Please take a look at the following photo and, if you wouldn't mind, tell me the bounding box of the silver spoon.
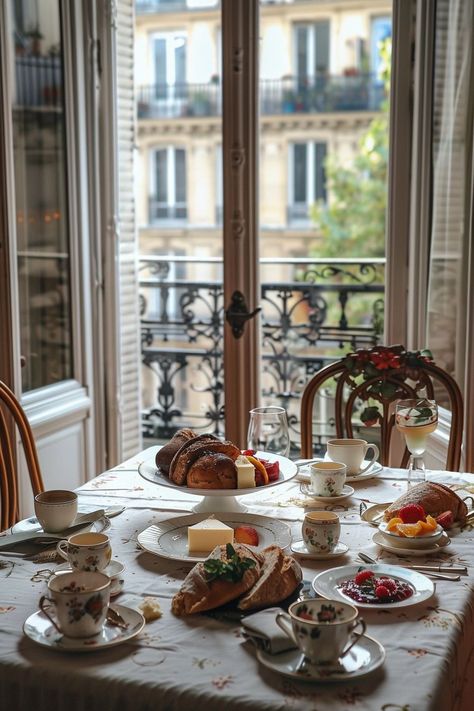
[357,552,460,581]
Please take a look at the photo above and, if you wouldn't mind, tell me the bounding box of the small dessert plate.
[55,559,125,579]
[256,635,385,682]
[291,540,349,560]
[372,530,451,557]
[23,604,144,652]
[300,483,355,503]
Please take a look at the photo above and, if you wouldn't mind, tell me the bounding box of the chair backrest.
[300,345,463,471]
[0,381,44,530]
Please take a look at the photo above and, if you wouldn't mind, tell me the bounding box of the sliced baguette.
[237,545,302,611]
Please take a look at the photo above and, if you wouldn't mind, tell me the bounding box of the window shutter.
[117,0,141,458]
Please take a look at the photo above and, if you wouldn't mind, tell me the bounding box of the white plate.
[379,520,443,543]
[256,635,385,682]
[372,530,451,557]
[23,604,144,652]
[12,511,110,536]
[137,512,291,563]
[291,540,349,560]
[312,563,434,609]
[55,559,125,579]
[138,450,297,497]
[298,461,383,484]
[300,483,355,503]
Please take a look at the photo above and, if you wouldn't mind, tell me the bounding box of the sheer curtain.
[425,0,473,402]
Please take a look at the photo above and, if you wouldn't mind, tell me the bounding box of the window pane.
[314,142,327,201]
[174,36,186,87]
[293,143,307,203]
[11,0,73,392]
[154,38,167,98]
[295,26,308,83]
[155,149,168,202]
[175,148,186,203]
[314,21,330,74]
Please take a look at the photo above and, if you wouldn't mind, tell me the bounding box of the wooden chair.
[0,381,44,530]
[300,345,463,471]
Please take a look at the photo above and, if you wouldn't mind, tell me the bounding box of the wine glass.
[395,399,438,486]
[247,406,290,457]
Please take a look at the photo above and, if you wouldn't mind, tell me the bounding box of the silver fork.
[357,552,460,581]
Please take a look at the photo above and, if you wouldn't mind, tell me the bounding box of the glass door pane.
[10,0,73,392]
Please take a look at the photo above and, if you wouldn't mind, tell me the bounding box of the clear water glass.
[247,406,290,457]
[395,398,438,486]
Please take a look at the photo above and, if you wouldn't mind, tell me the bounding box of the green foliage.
[311,39,391,258]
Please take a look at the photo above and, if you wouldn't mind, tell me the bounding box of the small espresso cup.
[39,571,110,638]
[302,511,340,554]
[57,532,112,573]
[310,461,347,496]
[276,599,366,665]
[327,438,380,476]
[34,490,78,533]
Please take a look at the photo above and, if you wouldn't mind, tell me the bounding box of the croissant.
[383,482,468,523]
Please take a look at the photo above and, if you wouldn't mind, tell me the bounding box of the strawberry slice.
[436,510,454,530]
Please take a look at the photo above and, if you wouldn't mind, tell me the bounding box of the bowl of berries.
[379,504,444,547]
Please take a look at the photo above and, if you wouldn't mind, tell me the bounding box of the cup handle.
[340,617,366,658]
[275,612,297,646]
[56,540,68,561]
[39,595,62,634]
[360,444,380,473]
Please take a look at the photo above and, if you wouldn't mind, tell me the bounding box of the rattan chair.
[300,345,463,471]
[0,381,44,530]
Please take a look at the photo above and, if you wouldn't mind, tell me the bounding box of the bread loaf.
[187,453,237,489]
[170,438,240,486]
[155,428,196,475]
[237,545,302,611]
[383,481,468,523]
[168,434,219,485]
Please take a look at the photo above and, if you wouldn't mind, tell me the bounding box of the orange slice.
[246,455,269,485]
[396,522,423,537]
[386,517,403,531]
[419,515,437,533]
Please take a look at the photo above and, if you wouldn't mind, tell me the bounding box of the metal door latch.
[225,290,261,339]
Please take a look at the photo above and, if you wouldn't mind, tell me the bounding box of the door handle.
[225,290,261,339]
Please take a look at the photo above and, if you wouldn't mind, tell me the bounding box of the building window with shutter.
[149,147,187,223]
[288,141,327,224]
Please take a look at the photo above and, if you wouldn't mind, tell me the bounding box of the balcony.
[137,74,386,120]
[140,255,385,452]
[136,0,218,14]
[14,55,62,109]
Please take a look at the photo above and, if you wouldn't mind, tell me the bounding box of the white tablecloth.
[1,447,474,711]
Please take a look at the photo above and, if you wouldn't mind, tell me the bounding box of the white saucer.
[55,559,125,579]
[372,530,451,557]
[291,540,349,560]
[300,483,355,503]
[24,604,144,652]
[256,635,385,682]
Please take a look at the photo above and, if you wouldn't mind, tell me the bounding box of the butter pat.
[188,517,234,553]
[236,455,256,489]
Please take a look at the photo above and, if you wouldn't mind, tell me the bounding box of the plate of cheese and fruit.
[137,513,291,563]
[139,431,297,512]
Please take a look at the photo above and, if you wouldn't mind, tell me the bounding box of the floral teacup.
[310,461,347,496]
[57,532,112,573]
[39,571,110,638]
[302,511,340,553]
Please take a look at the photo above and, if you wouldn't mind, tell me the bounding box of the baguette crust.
[237,545,302,611]
[383,482,468,523]
[171,544,262,616]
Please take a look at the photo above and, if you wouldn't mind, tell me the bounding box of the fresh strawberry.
[354,570,375,585]
[378,577,397,592]
[258,458,280,482]
[375,585,390,599]
[436,510,454,530]
[399,504,426,524]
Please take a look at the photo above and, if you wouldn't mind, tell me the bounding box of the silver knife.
[0,510,104,549]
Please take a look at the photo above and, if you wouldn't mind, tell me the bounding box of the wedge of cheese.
[188,518,234,553]
[235,455,256,489]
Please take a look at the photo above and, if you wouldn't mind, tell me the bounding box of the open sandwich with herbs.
[155,428,280,490]
[171,543,302,616]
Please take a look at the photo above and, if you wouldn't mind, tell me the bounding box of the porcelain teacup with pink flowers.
[57,532,112,573]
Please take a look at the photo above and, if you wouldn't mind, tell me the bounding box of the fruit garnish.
[436,510,454,530]
[259,458,280,481]
[375,584,390,598]
[354,570,375,585]
[396,522,423,537]
[234,525,259,546]
[399,504,426,523]
[418,515,437,532]
[386,516,403,531]
[242,449,256,456]
[246,455,269,485]
[203,543,256,582]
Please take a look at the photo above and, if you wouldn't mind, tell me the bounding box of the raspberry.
[354,570,375,585]
[375,585,390,599]
[399,504,426,523]
[378,577,397,592]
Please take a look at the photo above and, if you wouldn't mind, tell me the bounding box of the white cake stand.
[138,450,297,513]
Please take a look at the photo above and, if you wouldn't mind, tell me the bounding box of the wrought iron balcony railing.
[136,0,218,12]
[137,74,386,120]
[140,255,385,452]
[14,55,63,109]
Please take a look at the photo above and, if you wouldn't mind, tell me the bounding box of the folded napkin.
[241,607,297,655]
